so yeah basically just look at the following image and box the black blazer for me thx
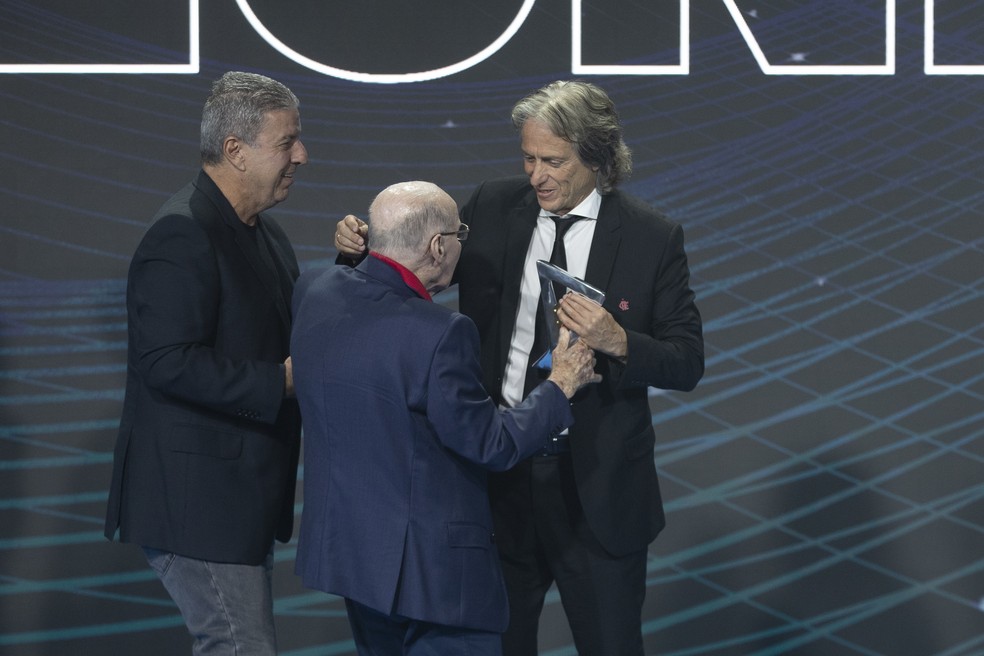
[459,176,704,556]
[104,170,301,565]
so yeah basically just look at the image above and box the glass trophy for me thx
[532,260,606,369]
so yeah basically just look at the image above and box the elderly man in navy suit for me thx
[336,81,704,655]
[291,181,601,655]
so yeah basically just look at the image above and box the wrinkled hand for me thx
[548,326,602,398]
[556,292,627,361]
[335,215,368,258]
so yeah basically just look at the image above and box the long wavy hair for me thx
[511,80,632,193]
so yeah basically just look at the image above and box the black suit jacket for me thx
[459,176,704,556]
[104,170,301,565]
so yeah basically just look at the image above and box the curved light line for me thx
[235,0,538,84]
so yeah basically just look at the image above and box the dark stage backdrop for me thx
[2,1,983,654]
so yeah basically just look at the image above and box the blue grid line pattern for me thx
[2,1,983,654]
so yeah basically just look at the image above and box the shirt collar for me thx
[538,188,602,221]
[369,251,432,301]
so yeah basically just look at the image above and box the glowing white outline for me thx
[573,0,899,76]
[234,0,537,84]
[2,0,979,78]
[0,0,199,74]
[925,0,984,75]
[719,0,895,75]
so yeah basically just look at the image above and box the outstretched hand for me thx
[547,326,602,398]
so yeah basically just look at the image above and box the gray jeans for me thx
[143,547,276,655]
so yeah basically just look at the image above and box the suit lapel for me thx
[584,193,622,302]
[197,172,292,332]
[253,221,293,329]
[236,222,291,331]
[497,199,539,372]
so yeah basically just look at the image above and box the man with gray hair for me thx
[105,71,308,655]
[336,81,704,654]
[292,181,601,655]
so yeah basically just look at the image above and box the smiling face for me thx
[521,118,598,216]
[240,108,308,216]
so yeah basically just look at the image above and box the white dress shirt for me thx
[500,190,602,409]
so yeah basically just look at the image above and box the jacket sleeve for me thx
[127,214,286,423]
[619,222,704,392]
[426,313,573,470]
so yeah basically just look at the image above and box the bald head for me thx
[367,181,462,295]
[368,181,458,258]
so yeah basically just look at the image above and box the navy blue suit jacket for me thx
[104,170,301,565]
[291,255,574,632]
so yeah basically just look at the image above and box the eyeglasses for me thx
[437,223,469,242]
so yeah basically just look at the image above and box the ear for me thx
[223,136,246,171]
[428,233,444,263]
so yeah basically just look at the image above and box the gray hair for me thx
[511,80,632,193]
[200,71,300,165]
[368,182,458,256]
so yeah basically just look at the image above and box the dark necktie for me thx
[523,215,580,398]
